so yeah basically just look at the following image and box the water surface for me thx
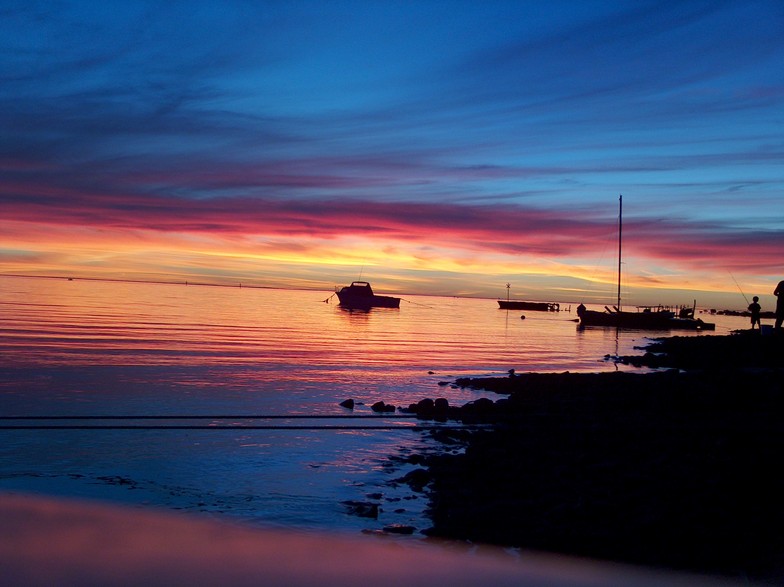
[0,277,743,536]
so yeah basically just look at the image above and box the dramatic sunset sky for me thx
[2,1,783,309]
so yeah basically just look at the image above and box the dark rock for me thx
[429,428,472,445]
[383,524,416,535]
[371,401,395,413]
[339,398,355,409]
[415,360,784,584]
[461,397,495,414]
[493,398,511,410]
[397,468,431,491]
[97,475,136,487]
[404,454,425,465]
[434,398,449,412]
[342,500,380,519]
[417,398,435,413]
[617,333,784,371]
[400,398,440,416]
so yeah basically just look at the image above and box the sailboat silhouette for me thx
[577,196,714,331]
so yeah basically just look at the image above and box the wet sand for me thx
[2,491,741,587]
[407,333,784,583]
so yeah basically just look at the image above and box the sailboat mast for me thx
[617,194,622,311]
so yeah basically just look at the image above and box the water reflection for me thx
[0,276,750,537]
[1,278,741,373]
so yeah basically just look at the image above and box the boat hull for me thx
[337,293,400,309]
[578,309,715,330]
[498,300,559,311]
[336,281,400,310]
[668,317,715,331]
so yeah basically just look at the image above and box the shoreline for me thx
[399,333,784,583]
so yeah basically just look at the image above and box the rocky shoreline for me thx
[399,333,784,583]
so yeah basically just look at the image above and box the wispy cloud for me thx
[3,180,780,275]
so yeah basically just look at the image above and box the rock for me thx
[398,468,431,491]
[430,428,471,445]
[339,398,355,409]
[400,398,432,415]
[417,398,435,413]
[342,500,379,519]
[371,401,395,413]
[413,363,784,584]
[403,398,453,420]
[97,475,136,487]
[404,454,425,465]
[383,524,416,535]
[462,397,496,414]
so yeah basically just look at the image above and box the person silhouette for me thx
[748,296,761,330]
[775,280,784,331]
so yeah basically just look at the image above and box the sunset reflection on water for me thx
[0,276,747,536]
[1,276,739,373]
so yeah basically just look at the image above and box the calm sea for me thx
[0,276,743,536]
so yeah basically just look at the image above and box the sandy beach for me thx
[402,333,784,583]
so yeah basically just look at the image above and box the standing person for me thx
[775,280,784,331]
[748,296,761,330]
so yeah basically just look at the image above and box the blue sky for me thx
[1,1,783,308]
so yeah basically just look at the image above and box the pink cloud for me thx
[1,185,781,276]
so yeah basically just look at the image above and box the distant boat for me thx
[578,196,715,331]
[497,300,560,312]
[336,281,400,310]
[497,284,560,311]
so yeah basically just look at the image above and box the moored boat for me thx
[577,304,715,330]
[497,284,560,311]
[498,300,560,311]
[336,281,400,309]
[578,196,715,331]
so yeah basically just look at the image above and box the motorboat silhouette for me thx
[336,281,400,310]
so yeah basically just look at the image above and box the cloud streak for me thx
[2,182,780,275]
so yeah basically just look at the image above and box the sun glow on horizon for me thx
[2,214,774,312]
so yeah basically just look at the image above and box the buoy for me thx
[520,315,526,320]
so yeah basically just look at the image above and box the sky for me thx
[1,0,783,310]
